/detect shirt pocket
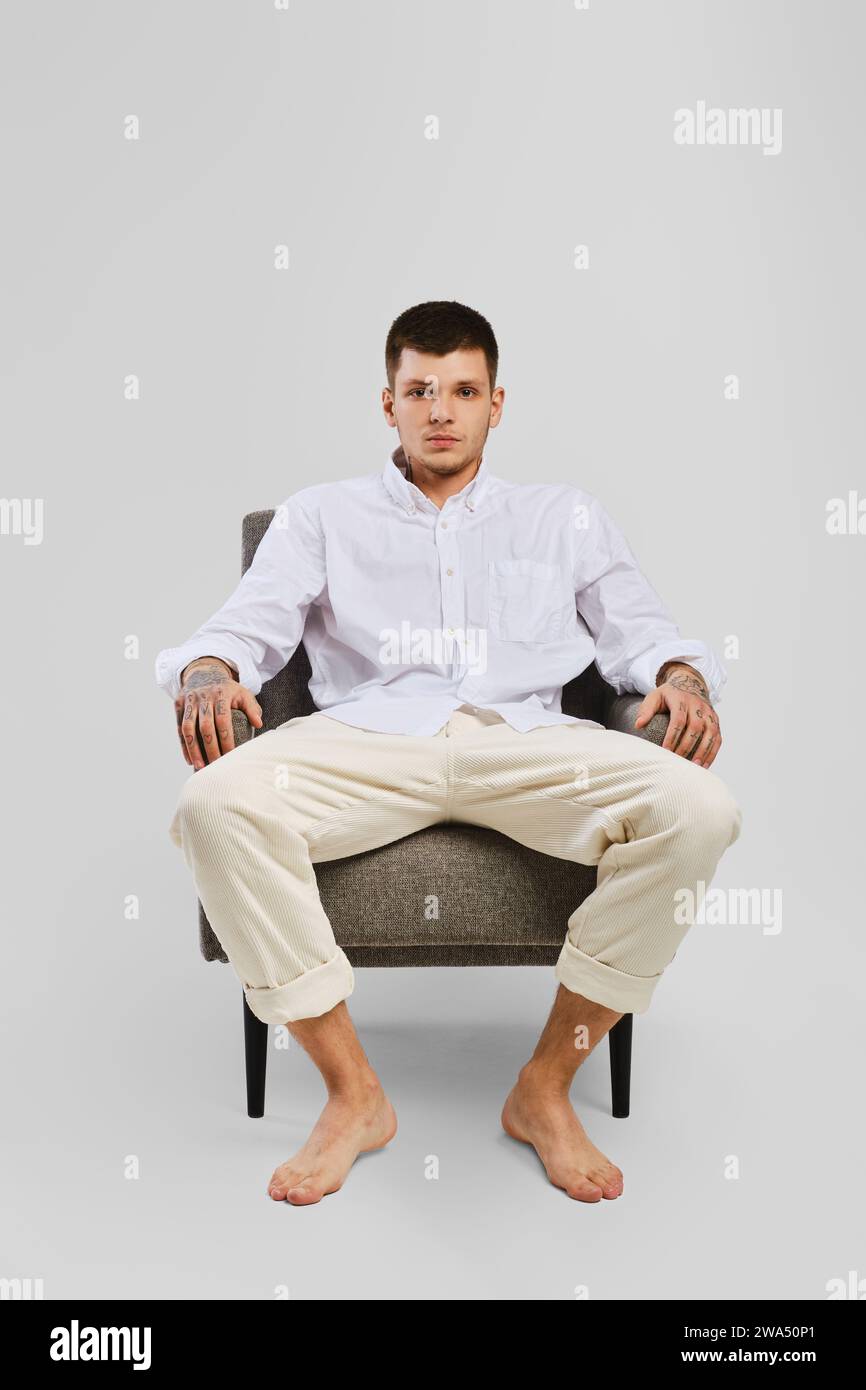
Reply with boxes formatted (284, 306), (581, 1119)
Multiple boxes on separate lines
(487, 558), (573, 642)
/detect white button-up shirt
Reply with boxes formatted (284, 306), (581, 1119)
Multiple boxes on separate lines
(154, 444), (726, 736)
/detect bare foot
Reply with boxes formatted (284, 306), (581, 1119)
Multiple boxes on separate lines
(501, 1064), (624, 1202)
(267, 1078), (397, 1205)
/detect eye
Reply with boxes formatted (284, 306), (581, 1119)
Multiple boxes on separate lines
(407, 387), (477, 399)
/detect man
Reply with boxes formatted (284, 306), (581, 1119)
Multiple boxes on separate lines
(156, 300), (742, 1206)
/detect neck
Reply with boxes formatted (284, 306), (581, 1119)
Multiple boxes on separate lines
(405, 453), (482, 510)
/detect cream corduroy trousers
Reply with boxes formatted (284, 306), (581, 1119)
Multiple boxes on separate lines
(169, 704), (742, 1024)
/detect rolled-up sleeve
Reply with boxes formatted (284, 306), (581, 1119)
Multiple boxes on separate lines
(154, 494), (326, 702)
(572, 493), (727, 705)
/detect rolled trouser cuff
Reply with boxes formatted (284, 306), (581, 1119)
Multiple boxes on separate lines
(555, 937), (660, 1014)
(244, 947), (355, 1024)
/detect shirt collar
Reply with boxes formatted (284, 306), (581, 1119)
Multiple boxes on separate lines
(382, 442), (491, 514)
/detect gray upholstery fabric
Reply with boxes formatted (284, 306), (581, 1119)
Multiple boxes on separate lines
(196, 511), (669, 966)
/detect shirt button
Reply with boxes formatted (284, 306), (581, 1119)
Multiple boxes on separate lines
(441, 521), (448, 528)
(446, 568), (453, 576)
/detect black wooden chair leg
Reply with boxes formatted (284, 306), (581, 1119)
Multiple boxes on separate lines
(608, 1013), (633, 1118)
(242, 990), (268, 1118)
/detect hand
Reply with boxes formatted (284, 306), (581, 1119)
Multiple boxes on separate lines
(633, 664), (721, 768)
(175, 659), (263, 769)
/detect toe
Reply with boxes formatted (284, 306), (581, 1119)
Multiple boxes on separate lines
(285, 1177), (323, 1206)
(589, 1165), (624, 1199)
(268, 1181), (291, 1200)
(268, 1167), (308, 1200)
(566, 1178), (604, 1202)
(267, 1167), (299, 1200)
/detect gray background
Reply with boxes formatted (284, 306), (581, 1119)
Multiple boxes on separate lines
(1, 0), (863, 1300)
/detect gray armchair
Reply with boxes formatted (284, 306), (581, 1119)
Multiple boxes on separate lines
(197, 511), (671, 1120)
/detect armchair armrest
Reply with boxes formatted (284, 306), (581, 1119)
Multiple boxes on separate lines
(602, 692), (669, 747)
(231, 708), (254, 744)
(193, 708), (254, 761)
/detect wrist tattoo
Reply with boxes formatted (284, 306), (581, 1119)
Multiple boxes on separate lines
(182, 662), (232, 692)
(662, 670), (710, 701)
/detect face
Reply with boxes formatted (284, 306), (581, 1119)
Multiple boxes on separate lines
(382, 346), (504, 477)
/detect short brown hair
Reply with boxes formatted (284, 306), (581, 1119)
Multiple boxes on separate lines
(385, 300), (498, 394)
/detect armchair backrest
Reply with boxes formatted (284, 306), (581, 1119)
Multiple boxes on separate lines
(243, 510), (614, 731)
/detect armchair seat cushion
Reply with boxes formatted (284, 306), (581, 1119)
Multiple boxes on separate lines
(316, 823), (598, 949)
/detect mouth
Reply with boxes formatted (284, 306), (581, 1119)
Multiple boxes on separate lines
(427, 436), (458, 447)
